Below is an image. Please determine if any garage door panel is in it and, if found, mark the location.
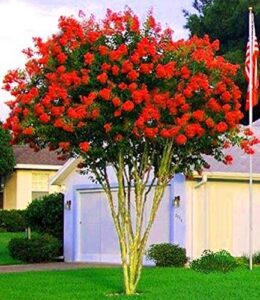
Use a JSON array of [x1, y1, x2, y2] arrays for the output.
[[77, 186, 171, 263], [80, 222, 101, 254]]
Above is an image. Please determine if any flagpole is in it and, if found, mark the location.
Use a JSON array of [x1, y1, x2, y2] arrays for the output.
[[248, 7, 253, 271]]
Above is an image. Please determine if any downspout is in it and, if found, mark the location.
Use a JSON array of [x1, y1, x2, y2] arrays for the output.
[[191, 174, 208, 260]]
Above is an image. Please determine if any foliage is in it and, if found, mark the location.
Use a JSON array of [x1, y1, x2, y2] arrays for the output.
[[8, 233, 60, 263], [0, 209, 26, 232], [253, 251, 260, 264], [2, 8, 257, 295], [0, 232, 25, 265], [0, 125, 15, 177], [146, 243, 188, 267], [25, 193, 64, 241], [183, 0, 260, 122], [190, 249, 238, 273], [239, 251, 260, 265]]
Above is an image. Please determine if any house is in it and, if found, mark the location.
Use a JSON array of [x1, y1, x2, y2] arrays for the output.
[[51, 121, 260, 263], [1, 145, 65, 210]]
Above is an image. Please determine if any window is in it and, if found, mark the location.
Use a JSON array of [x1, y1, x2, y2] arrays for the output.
[[32, 173, 49, 200]]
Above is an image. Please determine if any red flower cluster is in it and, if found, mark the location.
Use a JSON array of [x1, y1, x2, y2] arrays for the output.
[[2, 8, 257, 163]]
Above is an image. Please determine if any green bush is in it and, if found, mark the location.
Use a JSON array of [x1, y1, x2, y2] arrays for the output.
[[25, 193, 64, 240], [8, 234, 60, 263], [190, 250, 238, 273], [239, 251, 260, 265], [253, 252, 260, 265], [0, 209, 26, 232], [146, 243, 188, 267]]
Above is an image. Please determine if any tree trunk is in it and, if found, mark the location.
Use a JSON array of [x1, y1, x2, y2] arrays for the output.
[[121, 243, 144, 295], [101, 141, 174, 295]]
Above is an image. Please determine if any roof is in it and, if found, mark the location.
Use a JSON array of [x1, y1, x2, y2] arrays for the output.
[[13, 145, 66, 168], [204, 122, 260, 174]]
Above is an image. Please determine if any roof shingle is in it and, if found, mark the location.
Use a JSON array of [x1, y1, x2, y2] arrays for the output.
[[13, 145, 65, 166]]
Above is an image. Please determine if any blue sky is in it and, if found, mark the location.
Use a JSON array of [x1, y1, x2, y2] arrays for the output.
[[0, 0, 193, 121]]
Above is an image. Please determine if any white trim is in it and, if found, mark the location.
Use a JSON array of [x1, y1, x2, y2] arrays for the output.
[[15, 164, 62, 170], [192, 171, 260, 181], [50, 157, 82, 185]]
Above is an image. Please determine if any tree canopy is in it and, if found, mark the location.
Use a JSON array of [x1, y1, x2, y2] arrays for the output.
[[2, 8, 257, 295], [0, 125, 15, 177], [183, 0, 260, 123]]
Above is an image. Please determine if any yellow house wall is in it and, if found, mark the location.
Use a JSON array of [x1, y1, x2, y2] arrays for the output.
[[4, 172, 17, 209], [185, 179, 260, 258], [4, 169, 61, 210]]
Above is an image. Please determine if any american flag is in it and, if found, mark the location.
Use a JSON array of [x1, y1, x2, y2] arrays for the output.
[[245, 12, 259, 111]]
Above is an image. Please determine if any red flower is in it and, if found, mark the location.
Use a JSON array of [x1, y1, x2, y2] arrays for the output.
[[84, 53, 94, 64], [99, 88, 111, 100], [114, 109, 122, 117], [118, 82, 128, 90], [181, 66, 190, 79], [160, 128, 171, 138], [128, 83, 137, 91], [23, 127, 33, 135], [140, 63, 153, 74], [97, 72, 108, 84], [192, 110, 204, 122], [91, 108, 100, 119], [59, 142, 70, 150], [114, 134, 123, 142], [57, 53, 67, 64], [144, 127, 158, 138], [175, 134, 187, 145], [101, 63, 111, 71], [224, 155, 233, 165], [207, 98, 222, 112], [132, 90, 143, 104], [112, 97, 121, 107], [216, 121, 228, 133], [109, 50, 121, 61], [99, 45, 109, 55], [130, 53, 140, 64], [104, 123, 112, 133], [156, 64, 166, 78], [183, 87, 193, 98], [221, 91, 231, 102], [122, 100, 134, 112], [128, 70, 139, 81], [111, 65, 120, 76], [122, 60, 133, 73], [79, 141, 90, 152], [39, 113, 50, 123], [205, 118, 215, 128]]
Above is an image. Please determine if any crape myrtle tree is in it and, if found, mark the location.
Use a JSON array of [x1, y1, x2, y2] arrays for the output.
[[3, 9, 257, 295]]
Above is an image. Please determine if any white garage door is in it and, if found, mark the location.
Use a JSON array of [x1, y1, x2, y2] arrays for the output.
[[76, 187, 171, 263]]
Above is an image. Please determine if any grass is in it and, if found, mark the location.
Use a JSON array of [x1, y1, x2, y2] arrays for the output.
[[0, 267, 260, 299], [0, 232, 24, 265]]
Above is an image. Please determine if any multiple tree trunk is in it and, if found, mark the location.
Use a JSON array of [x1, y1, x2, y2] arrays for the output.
[[94, 141, 174, 295]]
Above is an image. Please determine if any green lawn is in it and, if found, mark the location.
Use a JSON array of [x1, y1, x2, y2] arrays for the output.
[[0, 232, 24, 265], [0, 267, 260, 299]]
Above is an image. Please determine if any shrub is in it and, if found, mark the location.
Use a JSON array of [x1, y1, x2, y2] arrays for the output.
[[253, 252, 260, 265], [0, 209, 26, 232], [239, 251, 260, 265], [146, 243, 188, 267], [25, 193, 64, 240], [190, 250, 238, 273], [8, 234, 60, 263]]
